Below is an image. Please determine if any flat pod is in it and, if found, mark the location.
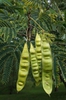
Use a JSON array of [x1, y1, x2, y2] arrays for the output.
[[17, 82, 24, 92], [35, 33, 42, 80], [41, 41, 50, 49], [36, 55, 42, 60], [19, 69, 28, 77], [16, 42, 29, 92], [42, 58, 53, 70], [21, 44, 29, 58], [30, 44, 35, 53], [18, 75, 26, 83], [21, 59, 29, 63], [36, 52, 42, 56], [32, 66, 39, 71], [36, 46, 41, 52], [31, 60, 37, 64], [35, 33, 41, 55], [30, 57, 36, 61], [31, 63, 38, 67], [20, 62, 29, 68], [42, 50, 51, 57], [41, 38, 53, 95], [42, 72, 53, 95], [35, 33, 41, 43], [30, 43, 40, 83], [36, 41, 41, 45]]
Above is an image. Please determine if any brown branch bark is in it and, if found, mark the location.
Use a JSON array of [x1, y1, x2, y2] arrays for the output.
[[26, 12, 33, 41]]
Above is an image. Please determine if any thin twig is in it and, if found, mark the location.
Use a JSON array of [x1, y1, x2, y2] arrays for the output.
[[30, 17, 45, 32]]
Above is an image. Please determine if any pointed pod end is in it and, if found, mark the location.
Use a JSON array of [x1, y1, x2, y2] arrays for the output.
[[35, 33, 41, 41], [30, 43, 35, 53], [16, 82, 24, 92]]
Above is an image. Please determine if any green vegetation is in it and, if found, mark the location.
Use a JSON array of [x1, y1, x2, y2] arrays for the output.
[[0, 83, 66, 100], [0, 0, 66, 98]]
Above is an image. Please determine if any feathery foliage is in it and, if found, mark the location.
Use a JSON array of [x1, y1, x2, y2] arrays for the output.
[[0, 0, 66, 92]]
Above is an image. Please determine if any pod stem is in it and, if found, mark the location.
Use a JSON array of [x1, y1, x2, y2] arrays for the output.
[[26, 11, 33, 42]]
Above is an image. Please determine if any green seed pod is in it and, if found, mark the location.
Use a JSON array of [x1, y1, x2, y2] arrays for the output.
[[42, 58, 53, 71], [41, 38, 53, 95], [42, 71, 53, 96], [35, 33, 42, 80], [16, 42, 29, 92], [30, 43, 40, 83]]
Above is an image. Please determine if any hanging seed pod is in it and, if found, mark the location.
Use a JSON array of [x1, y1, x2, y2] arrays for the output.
[[30, 42, 40, 84], [41, 38, 53, 96], [35, 33, 42, 80], [16, 42, 29, 92]]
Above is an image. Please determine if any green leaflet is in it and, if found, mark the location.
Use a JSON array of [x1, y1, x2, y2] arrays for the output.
[[0, 42, 8, 51], [53, 56, 61, 88], [1, 55, 14, 84], [15, 49, 21, 72], [57, 58, 66, 82], [0, 47, 14, 59], [1, 27, 17, 42], [0, 20, 11, 27], [0, 54, 11, 72]]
